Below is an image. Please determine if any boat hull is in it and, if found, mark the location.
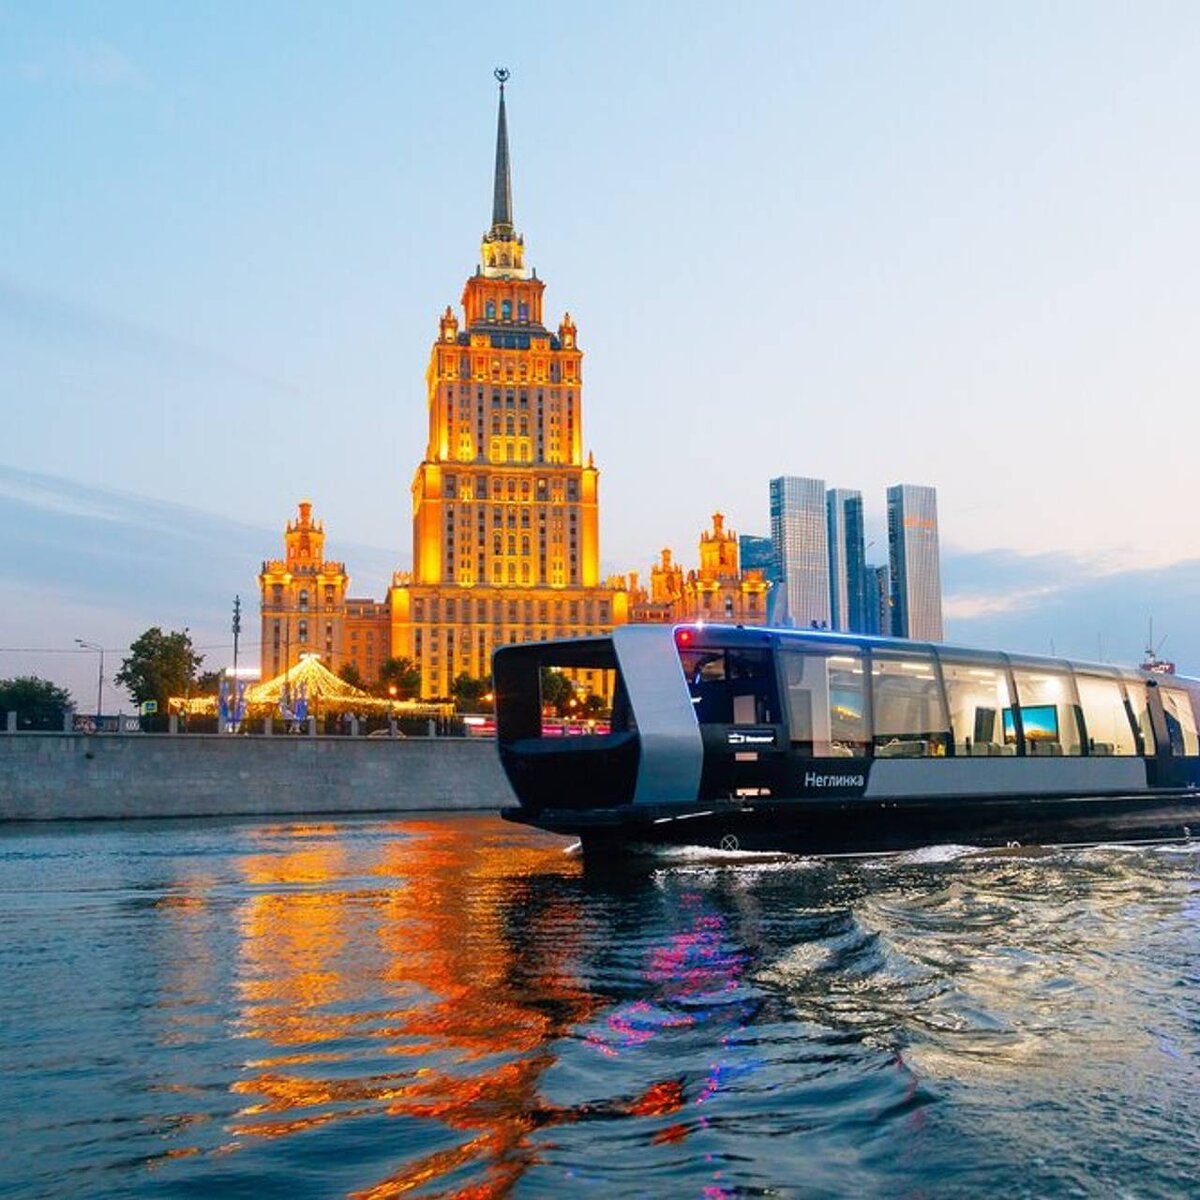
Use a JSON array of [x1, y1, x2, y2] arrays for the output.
[[502, 789, 1200, 857]]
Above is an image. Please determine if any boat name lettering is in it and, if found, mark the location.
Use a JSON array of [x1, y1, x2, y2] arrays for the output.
[[804, 772, 865, 789]]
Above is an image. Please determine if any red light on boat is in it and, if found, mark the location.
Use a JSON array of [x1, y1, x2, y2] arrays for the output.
[[676, 628, 693, 646]]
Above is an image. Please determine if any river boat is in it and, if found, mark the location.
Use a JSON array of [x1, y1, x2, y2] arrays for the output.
[[495, 624, 1200, 856]]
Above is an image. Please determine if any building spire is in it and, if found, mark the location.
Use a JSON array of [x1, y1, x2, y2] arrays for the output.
[[491, 68, 513, 233]]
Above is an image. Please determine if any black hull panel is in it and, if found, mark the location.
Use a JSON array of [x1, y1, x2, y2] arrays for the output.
[[502, 790, 1200, 858]]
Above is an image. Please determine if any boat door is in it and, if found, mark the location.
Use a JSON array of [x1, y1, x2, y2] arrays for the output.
[[677, 640, 788, 799]]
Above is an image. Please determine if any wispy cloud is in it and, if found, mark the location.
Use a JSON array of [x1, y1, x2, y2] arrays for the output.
[[15, 40, 143, 89], [0, 274, 307, 400]]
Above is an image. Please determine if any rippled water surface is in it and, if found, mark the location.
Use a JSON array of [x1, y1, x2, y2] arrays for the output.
[[2, 815, 1199, 1198]]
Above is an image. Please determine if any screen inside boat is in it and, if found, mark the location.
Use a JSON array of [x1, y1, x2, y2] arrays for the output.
[[1002, 705, 1059, 743]]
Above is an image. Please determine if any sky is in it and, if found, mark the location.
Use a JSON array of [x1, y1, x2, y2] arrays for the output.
[[3, 2, 1200, 704]]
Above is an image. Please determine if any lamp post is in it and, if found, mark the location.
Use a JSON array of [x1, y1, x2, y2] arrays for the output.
[[75, 639, 104, 722]]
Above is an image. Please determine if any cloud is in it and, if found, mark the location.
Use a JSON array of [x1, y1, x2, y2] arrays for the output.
[[0, 275, 307, 400], [943, 546, 1200, 671], [16, 40, 142, 88]]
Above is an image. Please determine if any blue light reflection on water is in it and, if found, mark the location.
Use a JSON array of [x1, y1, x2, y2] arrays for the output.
[[1, 815, 1198, 1198]]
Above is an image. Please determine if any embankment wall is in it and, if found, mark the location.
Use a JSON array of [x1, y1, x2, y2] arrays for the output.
[[0, 734, 512, 821]]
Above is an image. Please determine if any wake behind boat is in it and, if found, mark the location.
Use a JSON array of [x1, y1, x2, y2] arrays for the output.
[[494, 624, 1200, 857]]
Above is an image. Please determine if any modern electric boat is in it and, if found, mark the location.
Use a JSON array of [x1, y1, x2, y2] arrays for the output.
[[495, 624, 1200, 856]]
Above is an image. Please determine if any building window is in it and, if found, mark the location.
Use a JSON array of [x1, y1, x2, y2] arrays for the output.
[[486, 300, 496, 319], [298, 589, 309, 610], [501, 299, 512, 320], [298, 620, 308, 643]]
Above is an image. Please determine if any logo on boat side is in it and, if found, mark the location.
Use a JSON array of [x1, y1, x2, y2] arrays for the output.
[[727, 729, 777, 746], [803, 772, 866, 789]]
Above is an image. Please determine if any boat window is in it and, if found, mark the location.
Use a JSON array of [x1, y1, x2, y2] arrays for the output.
[[938, 656, 1016, 756], [871, 650, 949, 757], [1117, 673, 1157, 754], [679, 647, 779, 725], [1158, 686, 1199, 756], [1010, 665, 1084, 756], [1074, 672, 1140, 756], [778, 646, 867, 757]]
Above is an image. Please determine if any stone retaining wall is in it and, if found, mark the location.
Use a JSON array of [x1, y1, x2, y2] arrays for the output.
[[0, 733, 512, 821]]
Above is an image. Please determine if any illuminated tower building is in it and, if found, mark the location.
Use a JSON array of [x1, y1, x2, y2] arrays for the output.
[[887, 483, 944, 641], [258, 501, 349, 678], [826, 487, 868, 633], [769, 476, 831, 629], [389, 71, 628, 698]]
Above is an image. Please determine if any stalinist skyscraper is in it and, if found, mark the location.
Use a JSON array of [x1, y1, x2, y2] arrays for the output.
[[388, 71, 628, 699]]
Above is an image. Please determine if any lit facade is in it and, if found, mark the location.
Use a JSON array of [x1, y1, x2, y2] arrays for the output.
[[769, 476, 831, 629], [630, 513, 771, 626], [387, 74, 628, 698], [887, 483, 944, 641], [826, 488, 868, 633], [258, 501, 351, 678]]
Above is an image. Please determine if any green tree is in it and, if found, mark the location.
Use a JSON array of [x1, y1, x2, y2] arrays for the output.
[[339, 663, 365, 690], [194, 669, 222, 694], [0, 676, 74, 730], [539, 668, 575, 716], [376, 656, 421, 700], [115, 627, 204, 710], [450, 673, 492, 712]]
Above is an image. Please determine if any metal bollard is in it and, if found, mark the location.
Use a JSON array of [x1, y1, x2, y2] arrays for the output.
[[169, 714, 179, 735], [427, 718, 436, 738], [5, 711, 15, 733], [308, 716, 317, 737], [264, 717, 272, 736], [388, 716, 397, 738]]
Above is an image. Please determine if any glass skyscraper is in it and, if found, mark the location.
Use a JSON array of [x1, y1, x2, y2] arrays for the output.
[[826, 488, 868, 633], [886, 484, 943, 641], [769, 476, 831, 629], [738, 534, 777, 580]]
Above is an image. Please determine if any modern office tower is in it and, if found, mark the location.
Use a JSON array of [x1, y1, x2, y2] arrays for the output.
[[886, 484, 944, 641], [769, 476, 831, 629], [866, 563, 891, 637], [826, 488, 868, 633], [738, 534, 777, 580], [387, 73, 628, 697]]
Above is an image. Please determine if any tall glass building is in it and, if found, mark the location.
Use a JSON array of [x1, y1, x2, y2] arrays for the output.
[[769, 476, 831, 629], [826, 488, 868, 633], [866, 563, 891, 637], [886, 484, 944, 641], [738, 534, 777, 580]]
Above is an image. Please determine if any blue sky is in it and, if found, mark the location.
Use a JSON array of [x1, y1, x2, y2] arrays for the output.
[[3, 2, 1200, 702]]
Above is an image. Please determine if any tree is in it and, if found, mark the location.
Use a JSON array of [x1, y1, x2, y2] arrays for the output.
[[451, 673, 492, 712], [0, 676, 73, 730], [194, 670, 223, 694], [339, 663, 365, 690], [376, 656, 421, 700], [539, 668, 576, 716], [115, 627, 204, 710]]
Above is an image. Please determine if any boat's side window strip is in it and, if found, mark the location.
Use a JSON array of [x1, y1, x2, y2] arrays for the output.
[[1117, 673, 1157, 756], [1009, 664, 1086, 757], [1073, 672, 1141, 756], [1158, 686, 1199, 756], [870, 648, 950, 758], [936, 655, 1017, 757], [778, 645, 868, 757]]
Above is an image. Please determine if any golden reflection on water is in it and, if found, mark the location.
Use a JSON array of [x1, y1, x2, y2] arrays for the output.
[[228, 817, 599, 1196]]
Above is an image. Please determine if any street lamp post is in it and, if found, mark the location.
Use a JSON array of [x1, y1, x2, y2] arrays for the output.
[[75, 639, 104, 723]]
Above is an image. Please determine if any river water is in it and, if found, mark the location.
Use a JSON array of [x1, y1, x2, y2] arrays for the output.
[[1, 814, 1197, 1198]]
